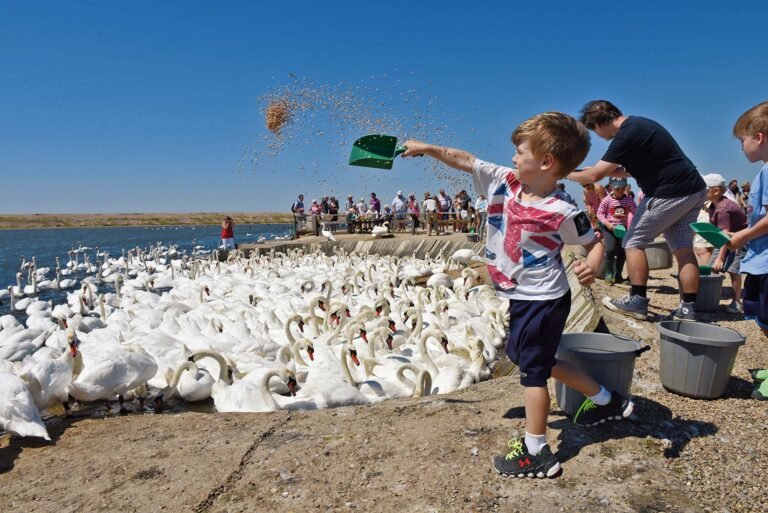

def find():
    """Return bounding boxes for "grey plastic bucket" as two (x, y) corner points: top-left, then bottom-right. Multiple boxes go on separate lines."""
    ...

(678, 274), (724, 312)
(656, 321), (746, 399)
(646, 239), (673, 270)
(555, 333), (649, 417)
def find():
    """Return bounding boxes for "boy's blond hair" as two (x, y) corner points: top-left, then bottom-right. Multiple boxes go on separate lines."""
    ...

(512, 112), (591, 178)
(733, 101), (768, 137)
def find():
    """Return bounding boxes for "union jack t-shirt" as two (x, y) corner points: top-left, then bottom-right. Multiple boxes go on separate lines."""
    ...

(471, 159), (596, 300)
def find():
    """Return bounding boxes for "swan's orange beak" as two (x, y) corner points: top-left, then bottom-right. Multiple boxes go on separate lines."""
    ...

(360, 329), (368, 344)
(375, 306), (382, 318)
(307, 346), (315, 361)
(388, 319), (396, 333)
(287, 377), (298, 397)
(318, 300), (326, 312)
(385, 335), (394, 351)
(69, 342), (78, 358)
(345, 309), (351, 318)
(349, 349), (360, 366)
(440, 338), (450, 354)
(297, 320), (305, 333)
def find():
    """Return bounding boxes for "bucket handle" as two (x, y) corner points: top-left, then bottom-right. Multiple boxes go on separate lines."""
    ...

(634, 345), (651, 357)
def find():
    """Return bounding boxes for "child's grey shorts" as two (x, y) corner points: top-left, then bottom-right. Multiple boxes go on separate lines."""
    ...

(623, 189), (707, 251)
(709, 246), (746, 274)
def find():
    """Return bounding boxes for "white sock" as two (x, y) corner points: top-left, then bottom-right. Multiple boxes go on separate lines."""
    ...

(589, 386), (612, 406)
(524, 432), (547, 456)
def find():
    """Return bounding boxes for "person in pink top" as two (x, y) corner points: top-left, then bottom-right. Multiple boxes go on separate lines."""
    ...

(597, 177), (637, 284)
(582, 182), (607, 224)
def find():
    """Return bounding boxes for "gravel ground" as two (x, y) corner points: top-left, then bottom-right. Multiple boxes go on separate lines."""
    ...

(1, 263), (766, 513)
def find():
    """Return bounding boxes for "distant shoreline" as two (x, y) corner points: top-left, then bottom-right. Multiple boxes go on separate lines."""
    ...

(0, 212), (294, 230)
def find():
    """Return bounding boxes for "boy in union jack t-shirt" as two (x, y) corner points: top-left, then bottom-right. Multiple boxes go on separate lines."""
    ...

(402, 112), (634, 479)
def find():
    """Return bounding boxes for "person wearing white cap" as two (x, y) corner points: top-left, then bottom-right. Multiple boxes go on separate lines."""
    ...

(569, 100), (707, 321)
(704, 173), (749, 313)
(391, 190), (407, 229)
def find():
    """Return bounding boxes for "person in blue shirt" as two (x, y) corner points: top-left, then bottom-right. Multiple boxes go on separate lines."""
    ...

(729, 102), (768, 400)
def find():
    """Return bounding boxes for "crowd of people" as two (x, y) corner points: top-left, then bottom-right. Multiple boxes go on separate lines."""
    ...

(290, 189), (490, 235)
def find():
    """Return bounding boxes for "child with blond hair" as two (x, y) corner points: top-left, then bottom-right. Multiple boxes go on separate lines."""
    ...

(403, 112), (633, 478)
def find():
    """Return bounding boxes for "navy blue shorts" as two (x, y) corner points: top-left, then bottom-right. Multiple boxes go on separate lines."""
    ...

(506, 291), (571, 387)
(743, 273), (768, 331)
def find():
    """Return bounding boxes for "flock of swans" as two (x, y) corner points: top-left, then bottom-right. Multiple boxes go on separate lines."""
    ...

(0, 243), (507, 442)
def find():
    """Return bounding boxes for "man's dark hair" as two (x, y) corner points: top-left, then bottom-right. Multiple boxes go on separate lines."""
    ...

(579, 100), (623, 130)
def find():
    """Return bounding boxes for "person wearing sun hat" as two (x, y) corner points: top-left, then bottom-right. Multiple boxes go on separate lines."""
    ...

(703, 172), (748, 314)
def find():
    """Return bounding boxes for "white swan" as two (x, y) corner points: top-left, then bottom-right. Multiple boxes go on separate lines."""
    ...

(0, 372), (50, 440)
(371, 222), (389, 238)
(320, 223), (337, 242)
(211, 367), (296, 413)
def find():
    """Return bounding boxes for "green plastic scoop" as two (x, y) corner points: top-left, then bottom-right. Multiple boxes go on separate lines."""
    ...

(690, 222), (731, 248)
(349, 134), (407, 170)
(613, 225), (627, 239)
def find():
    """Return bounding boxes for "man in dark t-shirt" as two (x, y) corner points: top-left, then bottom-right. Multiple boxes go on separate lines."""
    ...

(568, 100), (707, 321)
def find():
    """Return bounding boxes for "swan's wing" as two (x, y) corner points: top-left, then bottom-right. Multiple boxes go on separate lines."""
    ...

(0, 373), (50, 440)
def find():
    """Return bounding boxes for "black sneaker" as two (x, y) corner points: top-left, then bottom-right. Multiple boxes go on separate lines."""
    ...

(666, 300), (697, 321)
(491, 438), (561, 478)
(573, 392), (634, 427)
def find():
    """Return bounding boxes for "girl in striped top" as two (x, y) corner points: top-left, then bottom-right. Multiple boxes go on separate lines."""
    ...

(597, 178), (637, 284)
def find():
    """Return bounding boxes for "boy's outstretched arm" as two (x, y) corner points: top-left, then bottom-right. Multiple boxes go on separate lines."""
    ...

(402, 140), (475, 174)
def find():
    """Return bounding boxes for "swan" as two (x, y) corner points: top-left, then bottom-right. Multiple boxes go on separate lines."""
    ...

(159, 360), (216, 403)
(450, 249), (484, 268)
(19, 331), (82, 415)
(211, 367), (296, 413)
(371, 222), (389, 238)
(0, 372), (50, 440)
(69, 342), (158, 413)
(320, 223), (337, 243)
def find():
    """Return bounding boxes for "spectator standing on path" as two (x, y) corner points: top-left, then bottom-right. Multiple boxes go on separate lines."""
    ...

(407, 193), (421, 230)
(356, 197), (367, 214)
(392, 190), (407, 229)
(437, 189), (451, 220)
(291, 194), (306, 231)
(703, 173), (748, 314)
(345, 194), (355, 213)
(291, 194), (305, 215)
(328, 196), (339, 231)
(460, 190), (472, 211)
(569, 100), (707, 321)
(370, 192), (381, 214)
(309, 199), (322, 217)
(423, 192), (438, 232)
(221, 216), (235, 250)
(475, 193), (488, 237)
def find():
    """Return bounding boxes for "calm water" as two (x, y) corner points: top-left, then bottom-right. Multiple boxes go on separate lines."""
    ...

(0, 224), (292, 317)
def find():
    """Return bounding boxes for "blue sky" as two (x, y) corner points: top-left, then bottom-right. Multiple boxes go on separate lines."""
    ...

(2, 1), (767, 214)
